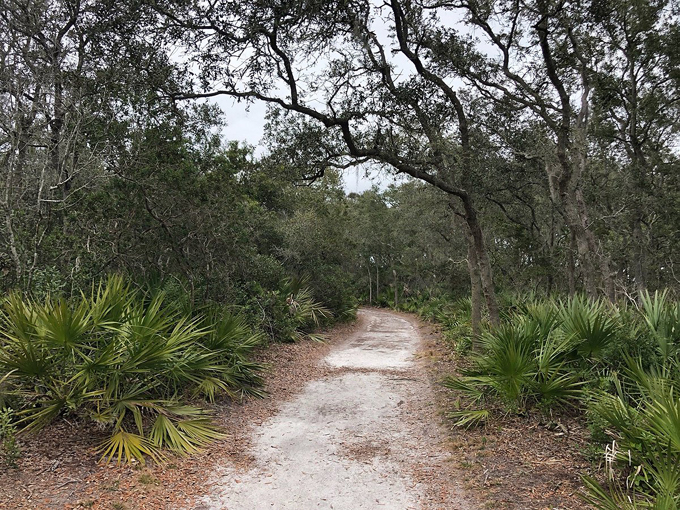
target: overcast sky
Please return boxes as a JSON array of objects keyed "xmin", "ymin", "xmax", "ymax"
[
  {"xmin": 210, "ymin": 3, "xmax": 431, "ymax": 195},
  {"xmin": 216, "ymin": 96, "xmax": 398, "ymax": 194}
]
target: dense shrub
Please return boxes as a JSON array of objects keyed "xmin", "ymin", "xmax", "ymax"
[
  {"xmin": 423, "ymin": 290, "xmax": 680, "ymax": 506},
  {"xmin": 443, "ymin": 302, "xmax": 586, "ymax": 423},
  {"xmin": 0, "ymin": 276, "xmax": 264, "ymax": 464},
  {"xmin": 583, "ymin": 360, "xmax": 680, "ymax": 509},
  {"xmin": 0, "ymin": 406, "xmax": 20, "ymax": 468},
  {"xmin": 242, "ymin": 277, "xmax": 332, "ymax": 343}
]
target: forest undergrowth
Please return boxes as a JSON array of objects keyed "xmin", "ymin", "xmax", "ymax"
[
  {"xmin": 0, "ymin": 274, "xmax": 342, "ymax": 466},
  {"xmin": 399, "ymin": 290, "xmax": 680, "ymax": 509}
]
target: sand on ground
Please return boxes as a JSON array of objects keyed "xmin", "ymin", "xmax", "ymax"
[{"xmin": 195, "ymin": 309, "xmax": 473, "ymax": 510}]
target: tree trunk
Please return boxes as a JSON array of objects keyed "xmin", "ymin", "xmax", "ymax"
[
  {"xmin": 461, "ymin": 195, "xmax": 500, "ymax": 326},
  {"xmin": 547, "ymin": 161, "xmax": 614, "ymax": 300},
  {"xmin": 376, "ymin": 265, "xmax": 379, "ymax": 301},
  {"xmin": 560, "ymin": 194, "xmax": 598, "ymax": 297},
  {"xmin": 466, "ymin": 236, "xmax": 483, "ymax": 338},
  {"xmin": 392, "ymin": 268, "xmax": 398, "ymax": 308},
  {"xmin": 367, "ymin": 263, "xmax": 372, "ymax": 304},
  {"xmin": 631, "ymin": 205, "xmax": 647, "ymax": 296},
  {"xmin": 567, "ymin": 231, "xmax": 576, "ymax": 296}
]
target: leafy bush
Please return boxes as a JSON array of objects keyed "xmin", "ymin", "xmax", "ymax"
[
  {"xmin": 0, "ymin": 275, "xmax": 264, "ymax": 464},
  {"xmin": 443, "ymin": 313, "xmax": 585, "ymax": 422},
  {"xmin": 0, "ymin": 407, "xmax": 20, "ymax": 468},
  {"xmin": 430, "ymin": 290, "xmax": 680, "ymax": 506},
  {"xmin": 400, "ymin": 293, "xmax": 475, "ymax": 351},
  {"xmin": 243, "ymin": 277, "xmax": 332, "ymax": 343},
  {"xmin": 640, "ymin": 290, "xmax": 680, "ymax": 362},
  {"xmin": 559, "ymin": 296, "xmax": 619, "ymax": 360},
  {"xmin": 583, "ymin": 359, "xmax": 680, "ymax": 509},
  {"xmin": 581, "ymin": 292, "xmax": 680, "ymax": 508},
  {"xmin": 305, "ymin": 264, "xmax": 358, "ymax": 320}
]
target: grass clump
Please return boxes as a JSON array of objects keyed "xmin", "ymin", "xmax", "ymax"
[{"xmin": 0, "ymin": 407, "xmax": 20, "ymax": 467}]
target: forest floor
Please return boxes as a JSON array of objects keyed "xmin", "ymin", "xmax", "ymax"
[{"xmin": 0, "ymin": 308, "xmax": 594, "ymax": 509}]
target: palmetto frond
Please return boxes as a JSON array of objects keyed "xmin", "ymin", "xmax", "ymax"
[
  {"xmin": 447, "ymin": 409, "xmax": 489, "ymax": 429},
  {"xmin": 149, "ymin": 406, "xmax": 225, "ymax": 455},
  {"xmin": 0, "ymin": 276, "xmax": 264, "ymax": 464},
  {"xmin": 98, "ymin": 430, "xmax": 163, "ymax": 466},
  {"xmin": 639, "ymin": 290, "xmax": 680, "ymax": 362},
  {"xmin": 559, "ymin": 296, "xmax": 618, "ymax": 359}
]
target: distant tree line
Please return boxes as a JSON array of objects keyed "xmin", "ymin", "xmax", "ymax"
[{"xmin": 1, "ymin": 0, "xmax": 679, "ymax": 326}]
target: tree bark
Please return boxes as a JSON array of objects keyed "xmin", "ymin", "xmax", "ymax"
[
  {"xmin": 466, "ymin": 235, "xmax": 483, "ymax": 338},
  {"xmin": 632, "ymin": 212, "xmax": 646, "ymax": 295},
  {"xmin": 367, "ymin": 262, "xmax": 372, "ymax": 304},
  {"xmin": 376, "ymin": 265, "xmax": 379, "ymax": 301},
  {"xmin": 461, "ymin": 195, "xmax": 500, "ymax": 326},
  {"xmin": 567, "ymin": 231, "xmax": 576, "ymax": 296}
]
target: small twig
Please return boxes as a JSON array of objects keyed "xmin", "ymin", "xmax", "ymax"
[{"xmin": 56, "ymin": 479, "xmax": 81, "ymax": 489}]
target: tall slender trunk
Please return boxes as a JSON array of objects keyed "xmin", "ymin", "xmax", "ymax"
[
  {"xmin": 567, "ymin": 231, "xmax": 576, "ymax": 296},
  {"xmin": 367, "ymin": 263, "xmax": 372, "ymax": 304},
  {"xmin": 466, "ymin": 235, "xmax": 483, "ymax": 338},
  {"xmin": 376, "ymin": 265, "xmax": 379, "ymax": 301},
  {"xmin": 392, "ymin": 268, "xmax": 398, "ymax": 308},
  {"xmin": 632, "ymin": 211, "xmax": 646, "ymax": 295}
]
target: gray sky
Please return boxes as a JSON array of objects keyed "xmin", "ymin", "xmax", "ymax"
[
  {"xmin": 211, "ymin": 2, "xmax": 432, "ymax": 195},
  {"xmin": 216, "ymin": 96, "xmax": 396, "ymax": 194}
]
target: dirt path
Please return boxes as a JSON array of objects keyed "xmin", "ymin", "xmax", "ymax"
[{"xmin": 195, "ymin": 308, "xmax": 474, "ymax": 510}]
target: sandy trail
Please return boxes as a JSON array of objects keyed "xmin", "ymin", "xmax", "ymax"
[{"xmin": 196, "ymin": 309, "xmax": 472, "ymax": 510}]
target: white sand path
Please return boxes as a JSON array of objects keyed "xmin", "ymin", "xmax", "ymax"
[{"xmin": 196, "ymin": 309, "xmax": 473, "ymax": 510}]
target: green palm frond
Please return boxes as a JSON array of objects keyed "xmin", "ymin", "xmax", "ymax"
[
  {"xmin": 560, "ymin": 296, "xmax": 618, "ymax": 359},
  {"xmin": 640, "ymin": 290, "xmax": 680, "ymax": 362},
  {"xmin": 149, "ymin": 405, "xmax": 224, "ymax": 455},
  {"xmin": 16, "ymin": 397, "xmax": 67, "ymax": 433},
  {"xmin": 0, "ymin": 275, "xmax": 265, "ymax": 464},
  {"xmin": 98, "ymin": 429, "xmax": 163, "ymax": 465},
  {"xmin": 36, "ymin": 299, "xmax": 92, "ymax": 350},
  {"xmin": 441, "ymin": 375, "xmax": 487, "ymax": 403},
  {"xmin": 581, "ymin": 476, "xmax": 639, "ymax": 510},
  {"xmin": 447, "ymin": 409, "xmax": 489, "ymax": 429}
]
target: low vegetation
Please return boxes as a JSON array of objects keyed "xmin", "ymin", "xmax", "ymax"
[
  {"xmin": 401, "ymin": 291, "xmax": 680, "ymax": 508},
  {"xmin": 0, "ymin": 275, "xmax": 334, "ymax": 464}
]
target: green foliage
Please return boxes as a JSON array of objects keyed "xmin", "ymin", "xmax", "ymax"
[
  {"xmin": 559, "ymin": 296, "xmax": 619, "ymax": 360},
  {"xmin": 29, "ymin": 267, "xmax": 67, "ymax": 301},
  {"xmin": 0, "ymin": 275, "xmax": 264, "ymax": 464},
  {"xmin": 640, "ymin": 290, "xmax": 680, "ymax": 362},
  {"xmin": 245, "ymin": 277, "xmax": 332, "ymax": 343},
  {"xmin": 400, "ymin": 293, "xmax": 474, "ymax": 351},
  {"xmin": 0, "ymin": 407, "xmax": 20, "ymax": 468},
  {"xmin": 447, "ymin": 408, "xmax": 490, "ymax": 429},
  {"xmin": 431, "ymin": 290, "xmax": 680, "ymax": 506},
  {"xmin": 584, "ymin": 359, "xmax": 680, "ymax": 508},
  {"xmin": 443, "ymin": 314, "xmax": 585, "ymax": 415}
]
